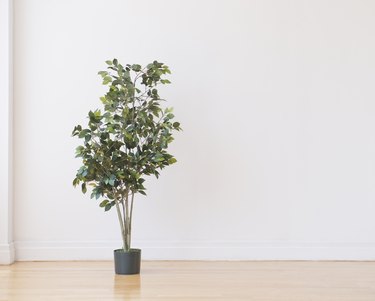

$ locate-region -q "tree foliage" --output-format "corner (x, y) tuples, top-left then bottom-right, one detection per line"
(72, 59), (181, 251)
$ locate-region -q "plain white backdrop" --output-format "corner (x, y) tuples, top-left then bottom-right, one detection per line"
(0, 0), (13, 264)
(7, 0), (375, 260)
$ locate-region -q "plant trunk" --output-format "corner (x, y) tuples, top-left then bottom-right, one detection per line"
(129, 192), (135, 248)
(115, 190), (135, 252)
(114, 199), (126, 251)
(124, 192), (130, 251)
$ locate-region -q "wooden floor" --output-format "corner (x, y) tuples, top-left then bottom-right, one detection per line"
(1, 261), (375, 300)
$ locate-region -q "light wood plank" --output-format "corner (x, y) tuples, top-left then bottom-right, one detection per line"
(1, 261), (375, 300)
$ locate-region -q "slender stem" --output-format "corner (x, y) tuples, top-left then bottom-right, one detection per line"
(129, 192), (135, 248)
(114, 198), (126, 250)
(121, 201), (127, 250)
(121, 197), (126, 239)
(124, 191), (130, 251)
(123, 190), (130, 251)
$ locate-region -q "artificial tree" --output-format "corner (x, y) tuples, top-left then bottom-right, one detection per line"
(72, 59), (181, 257)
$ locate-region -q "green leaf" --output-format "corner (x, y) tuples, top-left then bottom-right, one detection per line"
(105, 60), (113, 65)
(99, 200), (109, 207)
(98, 71), (108, 77)
(75, 145), (84, 157)
(108, 174), (116, 186)
(81, 183), (87, 194)
(131, 64), (142, 72)
(72, 125), (82, 136)
(138, 190), (147, 196)
(72, 178), (79, 187)
(94, 110), (101, 118)
(78, 129), (90, 138)
(153, 153), (165, 162)
(168, 157), (177, 164)
(103, 76), (112, 85)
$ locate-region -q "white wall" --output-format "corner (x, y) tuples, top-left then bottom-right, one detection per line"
(0, 0), (14, 264)
(13, 0), (375, 260)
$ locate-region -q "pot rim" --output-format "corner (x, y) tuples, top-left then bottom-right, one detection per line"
(114, 248), (141, 253)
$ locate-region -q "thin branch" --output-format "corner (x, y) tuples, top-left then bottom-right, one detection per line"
(114, 197), (126, 251)
(124, 190), (130, 251)
(129, 191), (135, 249)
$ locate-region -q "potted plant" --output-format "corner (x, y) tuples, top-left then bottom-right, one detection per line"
(72, 59), (181, 274)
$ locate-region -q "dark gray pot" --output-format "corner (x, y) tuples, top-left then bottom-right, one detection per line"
(114, 249), (141, 275)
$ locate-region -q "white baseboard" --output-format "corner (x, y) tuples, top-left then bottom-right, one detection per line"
(0, 243), (15, 264)
(13, 240), (375, 261)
